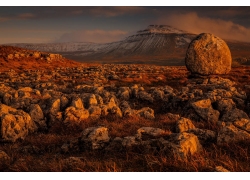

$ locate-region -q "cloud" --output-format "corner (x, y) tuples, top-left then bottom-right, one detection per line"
(88, 6), (146, 17)
(17, 13), (35, 19)
(55, 29), (128, 43)
(156, 12), (250, 42)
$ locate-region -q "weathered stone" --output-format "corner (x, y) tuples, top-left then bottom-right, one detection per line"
(0, 150), (10, 170)
(188, 128), (217, 143)
(185, 33), (232, 75)
(215, 166), (230, 172)
(170, 132), (203, 158)
(64, 106), (89, 124)
(71, 97), (84, 109)
(80, 126), (110, 150)
(217, 98), (235, 112)
(217, 124), (250, 145)
(137, 127), (165, 139)
(122, 136), (139, 147)
(0, 104), (35, 142)
(192, 99), (220, 123)
(29, 104), (46, 131)
(233, 118), (250, 133)
(136, 107), (155, 120)
(88, 105), (102, 120)
(221, 108), (249, 122)
(176, 117), (196, 133)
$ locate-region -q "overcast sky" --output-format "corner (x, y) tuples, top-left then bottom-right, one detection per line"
(1, 6), (250, 43)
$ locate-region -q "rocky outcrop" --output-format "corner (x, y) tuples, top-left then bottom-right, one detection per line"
(185, 33), (232, 75)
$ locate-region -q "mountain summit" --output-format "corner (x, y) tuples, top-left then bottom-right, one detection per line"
(137, 25), (189, 35)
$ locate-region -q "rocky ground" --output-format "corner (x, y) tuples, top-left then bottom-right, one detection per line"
(0, 60), (250, 171)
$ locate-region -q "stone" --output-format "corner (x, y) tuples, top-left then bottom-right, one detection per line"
(191, 99), (220, 123)
(0, 104), (35, 142)
(188, 128), (217, 143)
(170, 132), (203, 158)
(29, 104), (47, 131)
(80, 126), (110, 150)
(136, 127), (165, 139)
(217, 98), (235, 113)
(217, 124), (250, 145)
(64, 106), (89, 124)
(88, 105), (102, 120)
(220, 108), (249, 122)
(0, 150), (10, 170)
(122, 136), (139, 147)
(136, 107), (155, 120)
(215, 166), (230, 172)
(233, 118), (250, 133)
(71, 97), (84, 109)
(176, 117), (196, 133)
(185, 33), (232, 75)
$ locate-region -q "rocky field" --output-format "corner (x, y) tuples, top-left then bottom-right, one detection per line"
(0, 61), (249, 171)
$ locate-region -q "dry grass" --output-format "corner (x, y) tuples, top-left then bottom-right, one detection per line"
(0, 114), (249, 172)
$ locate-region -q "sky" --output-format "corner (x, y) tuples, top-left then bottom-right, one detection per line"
(1, 5), (250, 44)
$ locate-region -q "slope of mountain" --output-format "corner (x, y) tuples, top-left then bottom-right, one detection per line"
(6, 25), (250, 66)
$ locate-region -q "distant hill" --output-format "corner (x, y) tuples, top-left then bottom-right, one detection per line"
(0, 45), (82, 72)
(7, 25), (250, 66)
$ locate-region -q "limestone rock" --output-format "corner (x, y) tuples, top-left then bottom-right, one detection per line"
(136, 107), (155, 120)
(88, 105), (102, 120)
(191, 99), (220, 123)
(215, 166), (230, 172)
(217, 124), (250, 145)
(221, 108), (249, 122)
(80, 126), (110, 150)
(29, 104), (47, 131)
(188, 128), (217, 143)
(185, 33), (231, 75)
(122, 136), (139, 147)
(217, 98), (235, 113)
(137, 127), (165, 139)
(233, 118), (250, 133)
(71, 97), (84, 109)
(170, 132), (203, 158)
(64, 106), (89, 124)
(0, 150), (10, 170)
(0, 104), (35, 142)
(176, 117), (196, 133)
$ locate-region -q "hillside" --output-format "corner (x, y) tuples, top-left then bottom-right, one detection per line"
(0, 46), (87, 72)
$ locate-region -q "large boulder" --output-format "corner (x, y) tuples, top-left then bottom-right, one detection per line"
(185, 33), (232, 75)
